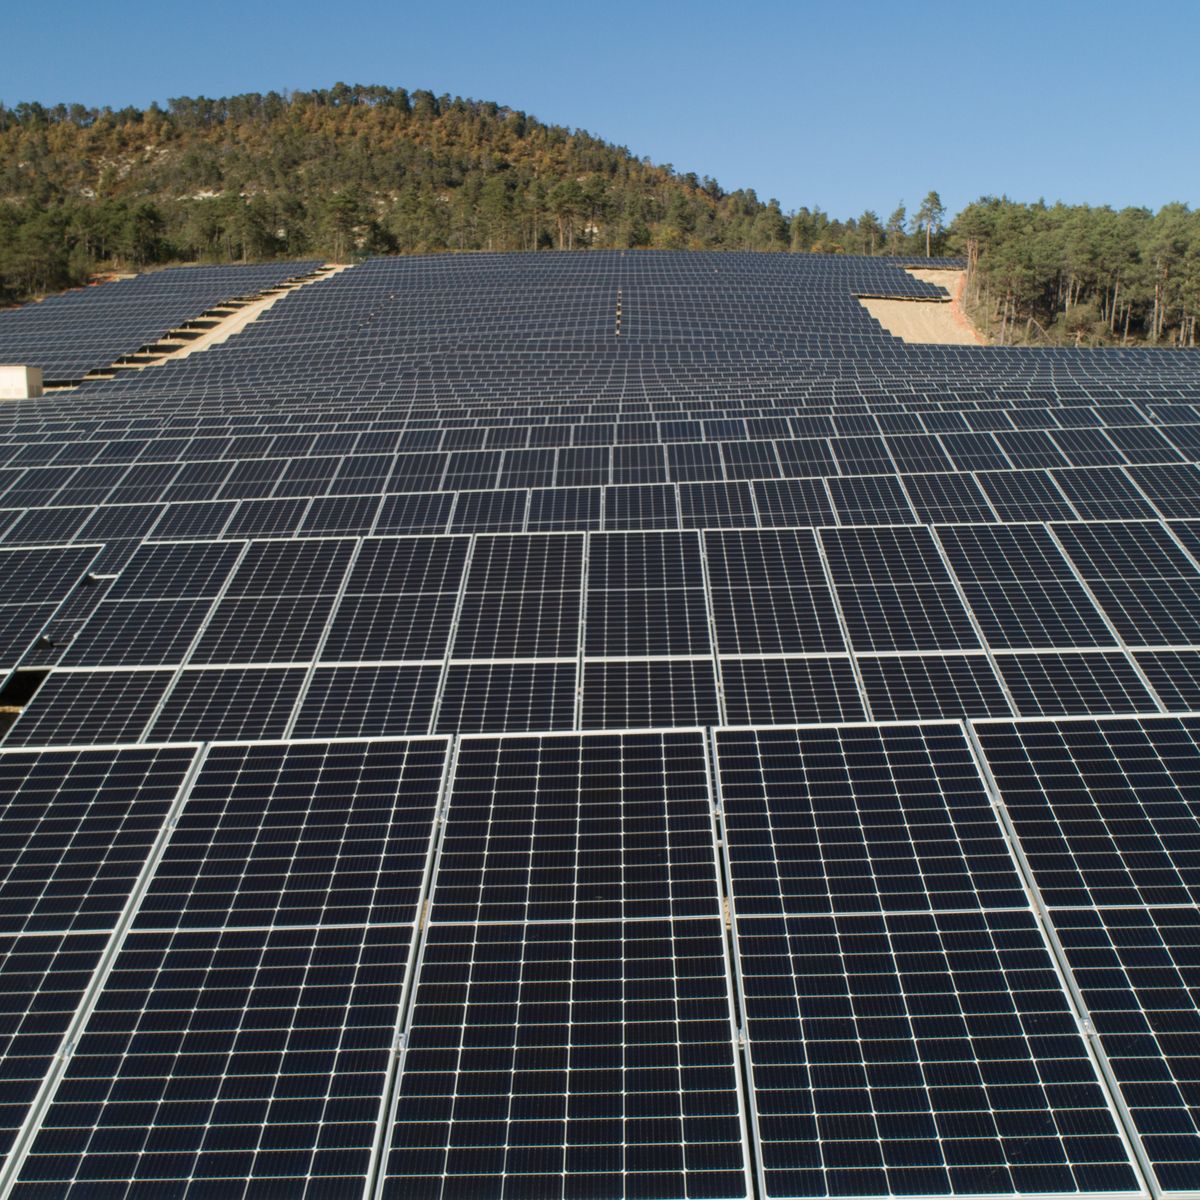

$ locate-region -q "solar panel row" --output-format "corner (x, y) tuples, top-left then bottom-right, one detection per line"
(0, 251), (1198, 1200)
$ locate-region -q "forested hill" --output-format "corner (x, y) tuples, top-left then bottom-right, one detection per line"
(1, 84), (1197, 347)
(0, 85), (801, 299)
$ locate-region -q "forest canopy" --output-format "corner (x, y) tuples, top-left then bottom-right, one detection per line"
(1, 84), (1196, 346)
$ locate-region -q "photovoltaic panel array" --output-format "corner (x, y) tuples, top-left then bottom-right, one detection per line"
(0, 262), (322, 382)
(1, 249), (1200, 1198)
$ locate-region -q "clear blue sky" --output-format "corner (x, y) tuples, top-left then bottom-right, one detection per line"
(5, 0), (1196, 221)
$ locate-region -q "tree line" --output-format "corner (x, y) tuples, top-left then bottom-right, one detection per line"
(0, 85), (1195, 347)
(954, 198), (1200, 347)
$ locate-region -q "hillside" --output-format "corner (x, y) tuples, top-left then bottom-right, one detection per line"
(2, 84), (1198, 347)
(0, 85), (797, 299)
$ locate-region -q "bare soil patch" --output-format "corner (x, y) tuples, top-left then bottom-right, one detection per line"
(860, 269), (986, 345)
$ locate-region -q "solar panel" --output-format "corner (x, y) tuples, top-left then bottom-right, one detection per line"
(993, 651), (1159, 716)
(2, 669), (173, 745)
(716, 724), (1027, 915)
(856, 653), (1013, 719)
(705, 530), (844, 654)
(937, 524), (1118, 650)
(14, 923), (415, 1197)
(294, 665), (441, 738)
(380, 729), (751, 1200)
(134, 737), (446, 929)
(976, 715), (1200, 908)
(736, 909), (1138, 1200)
(585, 532), (710, 656)
(1133, 649), (1200, 710)
(146, 666), (309, 740)
(0, 745), (197, 934)
(436, 660), (577, 733)
(1053, 906), (1200, 1194)
(381, 917), (750, 1200)
(0, 933), (108, 1171)
(720, 656), (866, 725)
(452, 535), (583, 659)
